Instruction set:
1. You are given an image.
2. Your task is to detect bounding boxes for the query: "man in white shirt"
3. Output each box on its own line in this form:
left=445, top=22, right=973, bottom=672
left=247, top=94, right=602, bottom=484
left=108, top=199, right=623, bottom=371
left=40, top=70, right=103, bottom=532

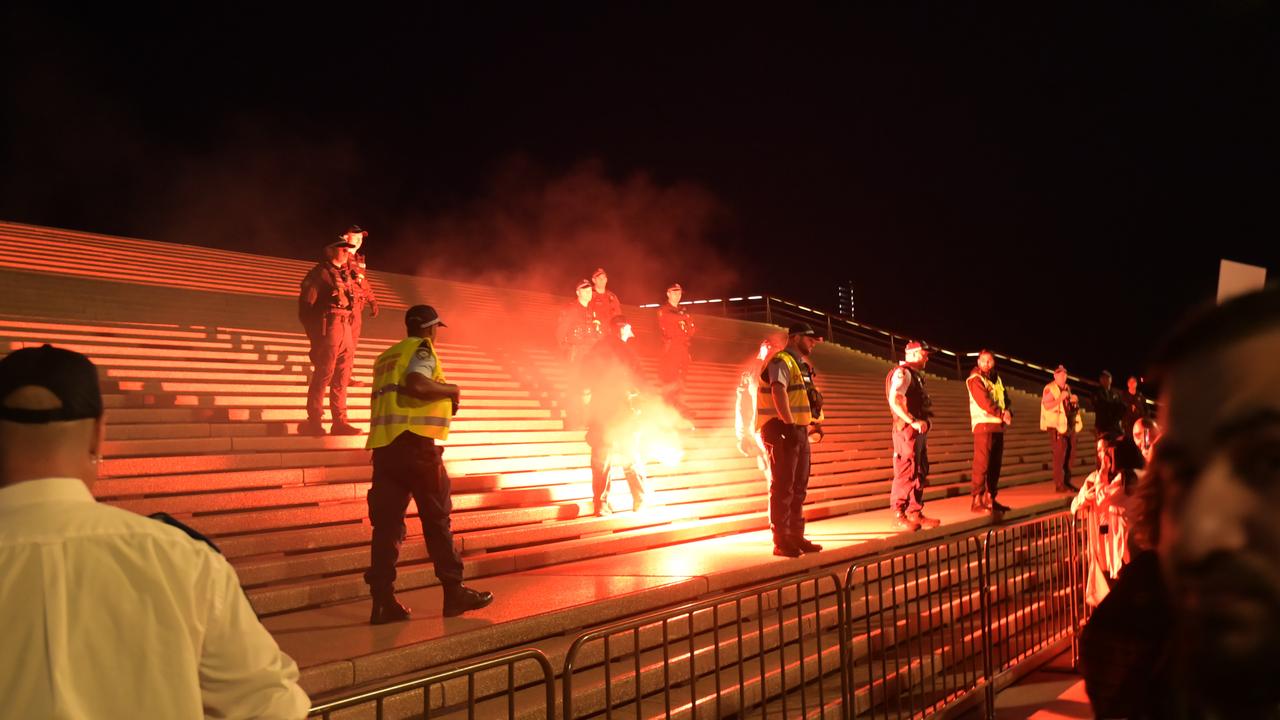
left=0, top=344, right=310, bottom=719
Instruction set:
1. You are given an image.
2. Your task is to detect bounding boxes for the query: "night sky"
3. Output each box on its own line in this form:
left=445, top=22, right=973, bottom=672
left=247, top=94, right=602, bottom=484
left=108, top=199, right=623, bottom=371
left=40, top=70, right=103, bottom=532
left=3, top=4, right=1277, bottom=380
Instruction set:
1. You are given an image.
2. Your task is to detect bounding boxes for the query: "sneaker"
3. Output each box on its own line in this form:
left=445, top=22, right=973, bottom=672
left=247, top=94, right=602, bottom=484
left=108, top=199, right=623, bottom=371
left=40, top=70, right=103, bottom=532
left=330, top=422, right=363, bottom=436
left=369, top=595, right=412, bottom=625
left=442, top=585, right=494, bottom=617
left=795, top=537, right=823, bottom=553
left=297, top=420, right=326, bottom=437
left=893, top=512, right=922, bottom=532
left=773, top=543, right=802, bottom=558
left=990, top=499, right=1011, bottom=513
left=908, top=511, right=941, bottom=529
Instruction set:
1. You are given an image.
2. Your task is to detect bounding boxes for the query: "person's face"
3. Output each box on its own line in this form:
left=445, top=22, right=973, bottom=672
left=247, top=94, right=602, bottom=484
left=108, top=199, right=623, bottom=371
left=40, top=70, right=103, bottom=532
left=593, top=272, right=607, bottom=290
left=345, top=233, right=363, bottom=252
left=1134, top=421, right=1159, bottom=462
left=667, top=288, right=682, bottom=305
left=1128, top=377, right=1139, bottom=394
left=1054, top=369, right=1067, bottom=387
left=576, top=287, right=593, bottom=305
left=1155, top=325, right=1280, bottom=689
left=329, top=246, right=349, bottom=264
left=977, top=353, right=995, bottom=374
left=906, top=348, right=927, bottom=366
left=1101, top=374, right=1112, bottom=390
left=1097, top=440, right=1115, bottom=476
left=797, top=335, right=820, bottom=355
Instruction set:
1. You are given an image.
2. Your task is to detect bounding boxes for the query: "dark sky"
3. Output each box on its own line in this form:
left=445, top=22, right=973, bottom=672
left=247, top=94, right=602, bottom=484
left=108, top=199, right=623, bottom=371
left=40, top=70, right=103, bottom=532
left=2, top=4, right=1277, bottom=379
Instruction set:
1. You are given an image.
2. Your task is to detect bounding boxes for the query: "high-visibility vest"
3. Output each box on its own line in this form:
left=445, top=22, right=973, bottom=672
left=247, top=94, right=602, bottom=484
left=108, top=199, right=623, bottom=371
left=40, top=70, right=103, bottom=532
left=968, top=371, right=1008, bottom=430
left=1040, top=383, right=1083, bottom=434
left=366, top=337, right=452, bottom=449
left=756, top=350, right=815, bottom=428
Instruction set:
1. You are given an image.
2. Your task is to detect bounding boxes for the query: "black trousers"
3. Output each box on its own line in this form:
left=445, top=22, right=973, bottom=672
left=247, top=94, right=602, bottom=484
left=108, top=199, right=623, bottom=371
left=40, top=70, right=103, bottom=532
left=763, top=421, right=811, bottom=544
left=1050, top=430, right=1076, bottom=490
left=890, top=423, right=929, bottom=514
left=364, top=432, right=464, bottom=596
left=971, top=427, right=1005, bottom=500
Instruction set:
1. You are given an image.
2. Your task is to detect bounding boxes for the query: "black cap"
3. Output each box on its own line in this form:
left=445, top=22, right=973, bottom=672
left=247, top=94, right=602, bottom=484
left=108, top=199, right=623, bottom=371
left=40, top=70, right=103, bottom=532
left=575, top=278, right=593, bottom=291
left=788, top=322, right=820, bottom=337
left=341, top=225, right=368, bottom=238
left=0, top=345, right=103, bottom=424
left=405, top=305, right=447, bottom=331
left=326, top=240, right=356, bottom=249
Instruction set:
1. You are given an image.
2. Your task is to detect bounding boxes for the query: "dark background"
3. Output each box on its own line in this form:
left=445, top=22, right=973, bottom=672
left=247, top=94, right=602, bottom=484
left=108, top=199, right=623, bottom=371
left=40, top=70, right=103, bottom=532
left=2, top=4, right=1276, bottom=379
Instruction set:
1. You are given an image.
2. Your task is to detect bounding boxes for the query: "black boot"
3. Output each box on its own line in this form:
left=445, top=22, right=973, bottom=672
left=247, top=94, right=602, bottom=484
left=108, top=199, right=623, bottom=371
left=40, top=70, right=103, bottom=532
left=370, top=593, right=411, bottom=625
left=443, top=584, right=494, bottom=617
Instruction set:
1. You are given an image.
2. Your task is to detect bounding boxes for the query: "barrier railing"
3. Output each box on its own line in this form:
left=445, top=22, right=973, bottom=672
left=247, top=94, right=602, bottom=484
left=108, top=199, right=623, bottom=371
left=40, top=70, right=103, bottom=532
left=311, top=513, right=1086, bottom=719
left=307, top=648, right=556, bottom=719
left=561, top=569, right=848, bottom=719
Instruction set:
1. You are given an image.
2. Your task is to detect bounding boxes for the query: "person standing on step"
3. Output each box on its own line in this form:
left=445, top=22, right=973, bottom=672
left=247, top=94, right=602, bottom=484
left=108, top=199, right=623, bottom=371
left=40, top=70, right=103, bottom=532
left=887, top=340, right=942, bottom=531
left=1093, top=369, right=1126, bottom=469
left=582, top=315, right=651, bottom=516
left=757, top=323, right=826, bottom=557
left=298, top=238, right=362, bottom=436
left=1041, top=365, right=1083, bottom=493
left=0, top=345, right=310, bottom=717
left=656, top=282, right=696, bottom=419
left=363, top=305, right=493, bottom=624
left=967, top=350, right=1012, bottom=514
left=342, top=225, right=379, bottom=386
left=588, top=267, right=622, bottom=326
left=556, top=279, right=604, bottom=428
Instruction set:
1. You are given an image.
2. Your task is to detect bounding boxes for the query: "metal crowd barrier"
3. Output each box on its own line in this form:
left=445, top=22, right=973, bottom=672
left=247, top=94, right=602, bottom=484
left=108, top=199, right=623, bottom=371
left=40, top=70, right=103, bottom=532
left=307, top=648, right=555, bottom=719
left=562, top=570, right=847, bottom=719
left=309, top=513, right=1086, bottom=719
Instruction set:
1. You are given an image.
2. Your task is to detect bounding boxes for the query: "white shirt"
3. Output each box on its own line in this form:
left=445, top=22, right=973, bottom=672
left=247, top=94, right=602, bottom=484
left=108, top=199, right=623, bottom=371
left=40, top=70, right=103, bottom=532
left=0, top=477, right=310, bottom=719
left=405, top=342, right=437, bottom=380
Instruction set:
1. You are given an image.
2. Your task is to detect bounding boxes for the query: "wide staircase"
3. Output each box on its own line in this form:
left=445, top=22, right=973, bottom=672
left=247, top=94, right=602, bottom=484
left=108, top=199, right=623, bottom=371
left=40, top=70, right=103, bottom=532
left=0, top=220, right=1095, bottom=718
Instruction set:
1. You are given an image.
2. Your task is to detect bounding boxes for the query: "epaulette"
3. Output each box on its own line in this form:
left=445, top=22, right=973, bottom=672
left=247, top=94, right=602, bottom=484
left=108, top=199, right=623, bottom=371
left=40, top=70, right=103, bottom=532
left=148, top=512, right=222, bottom=554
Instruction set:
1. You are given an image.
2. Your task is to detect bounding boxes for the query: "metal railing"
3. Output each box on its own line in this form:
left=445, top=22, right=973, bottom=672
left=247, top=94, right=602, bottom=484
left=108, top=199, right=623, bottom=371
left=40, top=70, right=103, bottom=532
left=562, top=570, right=848, bottom=719
left=307, top=648, right=556, bottom=719
left=310, top=514, right=1086, bottom=719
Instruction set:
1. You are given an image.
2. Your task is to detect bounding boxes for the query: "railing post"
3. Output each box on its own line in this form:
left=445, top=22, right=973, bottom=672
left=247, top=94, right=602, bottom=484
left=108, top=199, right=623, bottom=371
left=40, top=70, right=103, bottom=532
left=956, top=354, right=964, bottom=380
left=888, top=334, right=896, bottom=361
left=826, top=315, right=833, bottom=344
left=1070, top=515, right=1083, bottom=671
left=980, top=531, right=997, bottom=720
left=765, top=296, right=772, bottom=325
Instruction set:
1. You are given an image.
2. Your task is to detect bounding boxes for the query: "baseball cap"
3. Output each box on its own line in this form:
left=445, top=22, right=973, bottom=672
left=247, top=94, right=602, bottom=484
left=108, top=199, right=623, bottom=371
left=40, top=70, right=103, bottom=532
left=0, top=345, right=103, bottom=423
left=788, top=323, right=820, bottom=337
left=404, top=305, right=447, bottom=331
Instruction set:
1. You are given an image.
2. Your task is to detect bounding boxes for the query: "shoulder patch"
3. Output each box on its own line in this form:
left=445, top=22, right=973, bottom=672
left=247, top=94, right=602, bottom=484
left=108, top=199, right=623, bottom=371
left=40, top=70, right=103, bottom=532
left=415, top=348, right=432, bottom=358
left=148, top=512, right=222, bottom=554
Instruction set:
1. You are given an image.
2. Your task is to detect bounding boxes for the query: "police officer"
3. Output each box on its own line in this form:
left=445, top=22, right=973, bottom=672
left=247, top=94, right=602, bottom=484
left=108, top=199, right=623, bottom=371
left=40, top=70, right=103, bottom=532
left=556, top=279, right=604, bottom=428
left=342, top=225, right=380, bottom=376
left=657, top=282, right=696, bottom=417
left=887, top=340, right=942, bottom=531
left=363, top=305, right=493, bottom=623
left=757, top=323, right=825, bottom=557
left=588, top=267, right=622, bottom=324
left=298, top=238, right=362, bottom=436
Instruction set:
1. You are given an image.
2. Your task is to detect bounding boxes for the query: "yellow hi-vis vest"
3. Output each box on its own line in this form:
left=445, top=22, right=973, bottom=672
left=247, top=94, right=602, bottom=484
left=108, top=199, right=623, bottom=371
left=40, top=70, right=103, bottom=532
left=755, top=350, right=817, bottom=429
left=1039, top=383, right=1083, bottom=434
left=969, top=372, right=1008, bottom=430
left=366, top=337, right=452, bottom=449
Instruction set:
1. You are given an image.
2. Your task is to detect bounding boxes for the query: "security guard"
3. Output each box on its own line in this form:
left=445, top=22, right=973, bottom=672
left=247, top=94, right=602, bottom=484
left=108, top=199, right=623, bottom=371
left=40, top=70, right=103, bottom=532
left=657, top=282, right=696, bottom=417
left=297, top=238, right=361, bottom=436
left=756, top=323, right=825, bottom=557
left=887, top=340, right=942, bottom=531
left=1040, top=365, right=1083, bottom=493
left=363, top=305, right=493, bottom=623
left=342, top=225, right=380, bottom=372
left=556, top=279, right=603, bottom=428
left=967, top=349, right=1012, bottom=514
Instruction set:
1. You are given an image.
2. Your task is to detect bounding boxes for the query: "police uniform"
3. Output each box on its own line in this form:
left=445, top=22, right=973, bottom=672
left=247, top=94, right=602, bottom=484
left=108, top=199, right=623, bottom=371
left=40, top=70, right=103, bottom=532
left=556, top=281, right=604, bottom=428
left=588, top=268, right=622, bottom=326
left=757, top=346, right=820, bottom=554
left=298, top=242, right=359, bottom=433
left=363, top=306, right=492, bottom=622
left=887, top=360, right=934, bottom=519
left=657, top=284, right=696, bottom=415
